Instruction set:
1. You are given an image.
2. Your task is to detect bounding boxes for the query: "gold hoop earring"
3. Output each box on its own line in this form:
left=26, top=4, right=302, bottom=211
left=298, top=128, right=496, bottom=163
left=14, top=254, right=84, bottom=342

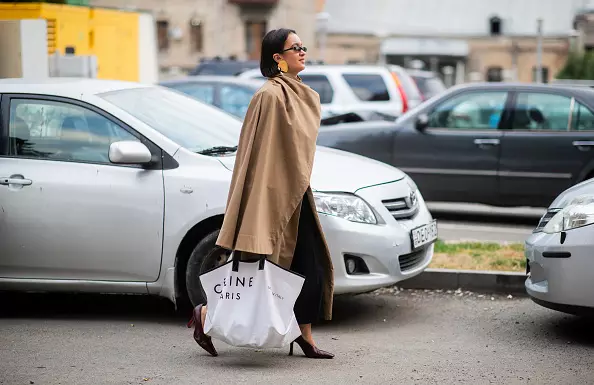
left=277, top=59, right=288, bottom=73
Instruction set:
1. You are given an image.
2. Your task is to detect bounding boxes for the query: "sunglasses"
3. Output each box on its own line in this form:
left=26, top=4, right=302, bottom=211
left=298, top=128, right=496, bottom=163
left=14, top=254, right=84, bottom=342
left=281, top=45, right=308, bottom=53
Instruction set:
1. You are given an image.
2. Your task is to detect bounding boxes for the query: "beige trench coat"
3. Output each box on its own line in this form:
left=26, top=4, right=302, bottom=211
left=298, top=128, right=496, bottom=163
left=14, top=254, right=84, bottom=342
left=215, top=73, right=334, bottom=320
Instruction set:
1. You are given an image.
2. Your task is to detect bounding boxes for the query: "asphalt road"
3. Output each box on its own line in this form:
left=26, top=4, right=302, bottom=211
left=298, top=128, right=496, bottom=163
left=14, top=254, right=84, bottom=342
left=1, top=290, right=592, bottom=385
left=428, top=202, right=544, bottom=243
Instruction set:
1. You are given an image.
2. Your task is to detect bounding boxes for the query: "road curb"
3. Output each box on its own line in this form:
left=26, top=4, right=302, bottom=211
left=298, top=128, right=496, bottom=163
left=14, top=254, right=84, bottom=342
left=398, top=268, right=528, bottom=295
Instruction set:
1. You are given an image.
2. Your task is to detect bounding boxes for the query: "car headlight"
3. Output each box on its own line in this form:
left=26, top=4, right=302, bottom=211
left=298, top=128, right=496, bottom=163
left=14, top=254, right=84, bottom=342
left=313, top=192, right=377, bottom=224
left=541, top=195, right=594, bottom=234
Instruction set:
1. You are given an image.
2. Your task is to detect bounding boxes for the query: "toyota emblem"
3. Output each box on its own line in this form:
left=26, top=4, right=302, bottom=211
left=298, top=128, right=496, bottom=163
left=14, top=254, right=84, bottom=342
left=409, top=190, right=417, bottom=207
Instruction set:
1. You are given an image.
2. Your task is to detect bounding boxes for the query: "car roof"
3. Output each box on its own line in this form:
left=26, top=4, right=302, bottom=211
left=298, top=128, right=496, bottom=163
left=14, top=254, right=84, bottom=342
left=301, top=65, right=393, bottom=74
left=406, top=69, right=439, bottom=78
left=190, top=60, right=259, bottom=75
left=448, top=81, right=594, bottom=97
left=242, top=64, right=394, bottom=76
left=197, top=59, right=259, bottom=65
left=0, top=77, right=149, bottom=100
left=159, top=76, right=264, bottom=88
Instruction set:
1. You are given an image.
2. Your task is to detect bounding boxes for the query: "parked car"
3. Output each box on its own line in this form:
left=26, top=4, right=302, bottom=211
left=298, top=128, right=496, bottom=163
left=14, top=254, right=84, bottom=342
left=406, top=69, right=447, bottom=101
left=239, top=65, right=405, bottom=119
left=526, top=178, right=594, bottom=315
left=189, top=58, right=259, bottom=76
left=159, top=76, right=265, bottom=119
left=316, top=82, right=594, bottom=208
left=388, top=65, right=424, bottom=112
left=0, top=78, right=436, bottom=308
left=161, top=76, right=394, bottom=125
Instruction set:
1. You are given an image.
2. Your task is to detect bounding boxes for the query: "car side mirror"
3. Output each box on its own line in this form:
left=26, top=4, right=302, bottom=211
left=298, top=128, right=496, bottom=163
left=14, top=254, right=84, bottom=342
left=109, top=141, right=153, bottom=164
left=415, top=113, right=429, bottom=132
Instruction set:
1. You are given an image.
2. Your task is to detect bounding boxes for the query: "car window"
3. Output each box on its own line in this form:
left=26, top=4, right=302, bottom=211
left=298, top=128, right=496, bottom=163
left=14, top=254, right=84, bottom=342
left=300, top=74, right=334, bottom=104
left=428, top=91, right=508, bottom=129
left=219, top=85, right=256, bottom=119
left=342, top=74, right=390, bottom=102
left=571, top=101, right=594, bottom=131
left=7, top=98, right=138, bottom=163
left=512, top=93, right=571, bottom=131
left=169, top=83, right=215, bottom=104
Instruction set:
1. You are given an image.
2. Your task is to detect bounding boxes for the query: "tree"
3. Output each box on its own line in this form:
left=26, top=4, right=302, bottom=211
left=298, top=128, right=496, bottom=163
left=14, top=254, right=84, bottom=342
left=557, top=50, right=594, bottom=80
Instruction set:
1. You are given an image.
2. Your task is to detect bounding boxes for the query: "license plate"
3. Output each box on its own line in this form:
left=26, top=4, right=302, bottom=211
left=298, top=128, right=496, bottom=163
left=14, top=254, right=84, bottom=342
left=410, top=220, right=438, bottom=250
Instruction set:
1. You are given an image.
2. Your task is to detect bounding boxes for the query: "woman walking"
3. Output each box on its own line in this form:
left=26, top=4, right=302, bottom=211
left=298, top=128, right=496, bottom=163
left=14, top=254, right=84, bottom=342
left=187, top=28, right=335, bottom=359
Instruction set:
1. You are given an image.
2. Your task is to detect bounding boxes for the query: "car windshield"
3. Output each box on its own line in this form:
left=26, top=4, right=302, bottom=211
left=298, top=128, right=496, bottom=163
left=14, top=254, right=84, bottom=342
left=98, top=86, right=241, bottom=153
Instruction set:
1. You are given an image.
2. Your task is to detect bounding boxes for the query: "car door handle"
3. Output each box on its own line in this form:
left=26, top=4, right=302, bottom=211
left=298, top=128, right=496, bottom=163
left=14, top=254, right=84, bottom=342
left=474, top=138, right=500, bottom=146
left=0, top=176, right=33, bottom=186
left=572, top=141, right=594, bottom=151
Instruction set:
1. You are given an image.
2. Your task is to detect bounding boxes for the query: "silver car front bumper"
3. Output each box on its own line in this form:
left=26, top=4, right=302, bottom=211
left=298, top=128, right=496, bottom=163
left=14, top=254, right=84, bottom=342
left=319, top=180, right=435, bottom=295
left=525, top=225, right=594, bottom=311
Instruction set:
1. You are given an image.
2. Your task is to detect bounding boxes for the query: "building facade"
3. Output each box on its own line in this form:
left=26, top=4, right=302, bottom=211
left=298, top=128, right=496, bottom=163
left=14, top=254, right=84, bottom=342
left=321, top=0, right=594, bottom=84
left=91, top=0, right=323, bottom=73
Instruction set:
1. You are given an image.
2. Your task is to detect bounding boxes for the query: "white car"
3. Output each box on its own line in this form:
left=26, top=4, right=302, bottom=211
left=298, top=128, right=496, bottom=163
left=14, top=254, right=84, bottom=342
left=526, top=178, right=594, bottom=315
left=0, top=78, right=436, bottom=308
left=239, top=65, right=405, bottom=119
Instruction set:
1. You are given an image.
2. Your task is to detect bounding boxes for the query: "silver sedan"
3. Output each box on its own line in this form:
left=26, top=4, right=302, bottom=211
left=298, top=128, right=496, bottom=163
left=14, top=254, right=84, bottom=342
left=0, top=78, right=436, bottom=308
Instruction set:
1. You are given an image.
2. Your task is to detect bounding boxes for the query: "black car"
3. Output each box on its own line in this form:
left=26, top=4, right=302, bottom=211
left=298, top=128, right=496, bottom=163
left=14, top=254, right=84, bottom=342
left=189, top=59, right=259, bottom=76
left=316, top=83, right=594, bottom=208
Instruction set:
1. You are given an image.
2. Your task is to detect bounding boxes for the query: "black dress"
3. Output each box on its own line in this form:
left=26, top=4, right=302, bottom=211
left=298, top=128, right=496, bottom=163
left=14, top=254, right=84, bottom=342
left=289, top=193, right=324, bottom=325
left=234, top=193, right=324, bottom=325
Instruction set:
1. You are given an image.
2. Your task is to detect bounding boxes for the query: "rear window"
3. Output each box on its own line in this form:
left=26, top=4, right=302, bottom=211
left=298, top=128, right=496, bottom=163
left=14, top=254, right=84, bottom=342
left=342, top=74, right=390, bottom=102
left=300, top=74, right=334, bottom=104
left=412, top=76, right=446, bottom=99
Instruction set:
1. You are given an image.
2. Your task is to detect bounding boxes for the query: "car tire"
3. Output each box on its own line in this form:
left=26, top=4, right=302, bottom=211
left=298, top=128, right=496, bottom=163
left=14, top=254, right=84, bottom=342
left=185, top=230, right=231, bottom=308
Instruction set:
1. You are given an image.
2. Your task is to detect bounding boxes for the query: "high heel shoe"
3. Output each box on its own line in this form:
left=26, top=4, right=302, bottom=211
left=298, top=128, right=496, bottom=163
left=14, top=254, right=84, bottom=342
left=187, top=304, right=218, bottom=357
left=289, top=335, right=334, bottom=359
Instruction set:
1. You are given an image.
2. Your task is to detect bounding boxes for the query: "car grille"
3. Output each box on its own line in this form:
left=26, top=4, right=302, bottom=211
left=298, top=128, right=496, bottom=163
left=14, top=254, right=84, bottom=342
left=398, top=248, right=426, bottom=272
left=382, top=196, right=418, bottom=220
left=533, top=208, right=561, bottom=232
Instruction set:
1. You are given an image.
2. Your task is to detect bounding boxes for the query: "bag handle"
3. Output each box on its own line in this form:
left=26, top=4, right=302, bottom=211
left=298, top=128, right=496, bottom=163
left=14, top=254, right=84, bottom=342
left=231, top=252, right=267, bottom=272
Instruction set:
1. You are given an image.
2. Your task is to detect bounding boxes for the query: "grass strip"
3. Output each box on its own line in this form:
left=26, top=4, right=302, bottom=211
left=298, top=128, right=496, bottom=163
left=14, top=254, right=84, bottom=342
left=429, top=239, right=526, bottom=272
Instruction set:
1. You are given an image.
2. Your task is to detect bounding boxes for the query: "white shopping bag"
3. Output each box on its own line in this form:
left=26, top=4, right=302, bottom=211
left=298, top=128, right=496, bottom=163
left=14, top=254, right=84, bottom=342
left=199, top=253, right=305, bottom=349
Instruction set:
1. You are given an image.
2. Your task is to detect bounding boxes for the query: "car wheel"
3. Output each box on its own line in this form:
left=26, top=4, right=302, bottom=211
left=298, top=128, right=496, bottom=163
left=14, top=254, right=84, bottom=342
left=185, top=230, right=232, bottom=308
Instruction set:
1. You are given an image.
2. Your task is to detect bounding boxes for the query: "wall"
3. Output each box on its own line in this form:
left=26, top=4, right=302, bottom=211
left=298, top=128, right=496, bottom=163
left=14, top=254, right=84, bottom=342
left=0, top=20, right=24, bottom=78
left=91, top=0, right=319, bottom=71
left=0, top=19, right=49, bottom=78
left=468, top=37, right=569, bottom=82
left=0, top=2, right=144, bottom=81
left=138, top=12, right=159, bottom=84
left=324, top=34, right=380, bottom=64
left=323, top=32, right=569, bottom=83
left=89, top=7, right=139, bottom=81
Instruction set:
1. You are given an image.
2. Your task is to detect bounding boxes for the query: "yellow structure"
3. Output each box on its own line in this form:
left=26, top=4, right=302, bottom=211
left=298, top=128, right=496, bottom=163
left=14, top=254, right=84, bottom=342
left=0, top=2, right=141, bottom=81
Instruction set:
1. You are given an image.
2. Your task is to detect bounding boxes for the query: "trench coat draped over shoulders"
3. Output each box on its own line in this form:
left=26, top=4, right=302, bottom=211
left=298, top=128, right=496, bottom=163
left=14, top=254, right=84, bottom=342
left=215, top=73, right=334, bottom=320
